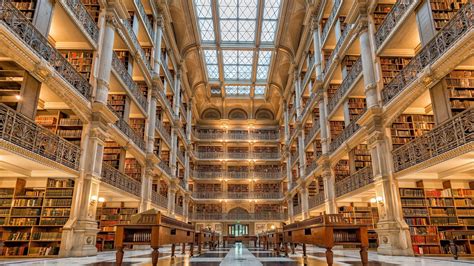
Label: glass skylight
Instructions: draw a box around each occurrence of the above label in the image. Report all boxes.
[194,0,281,90]
[226,85,251,96]
[254,85,266,96]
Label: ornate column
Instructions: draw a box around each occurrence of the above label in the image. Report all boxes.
[95,13,116,104]
[140,163,153,211]
[184,150,190,190]
[283,100,290,142]
[364,122,413,255]
[318,99,329,155]
[170,128,178,178]
[153,15,163,73]
[311,16,322,78]
[287,199,294,223]
[301,186,309,219]
[173,68,182,117]
[147,88,158,154]
[321,159,336,214]
[358,20,378,109]
[186,98,193,142]
[60,125,107,257]
[297,131,306,180]
[167,185,177,216]
[294,72,302,117]
[285,147,292,191]
[183,195,190,222]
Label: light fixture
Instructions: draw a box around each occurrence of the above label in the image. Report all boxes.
[98,197,105,203]
[15,95,21,100]
[270,225,276,230]
[370,196,384,204]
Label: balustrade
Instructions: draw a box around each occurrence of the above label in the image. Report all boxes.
[305,161,318,177]
[0,104,81,170]
[192,170,282,180]
[62,0,99,43]
[113,116,146,151]
[381,3,474,104]
[308,193,325,209]
[151,191,168,209]
[0,0,92,99]
[175,205,184,215]
[192,192,284,199]
[112,52,148,111]
[155,120,171,144]
[101,163,141,197]
[157,160,172,176]
[122,19,152,72]
[329,116,362,153]
[190,212,286,221]
[321,0,342,44]
[335,166,374,197]
[322,24,352,80]
[304,120,320,147]
[392,108,473,172]
[327,59,362,115]
[133,0,154,40]
[293,205,302,215]
[374,0,416,49]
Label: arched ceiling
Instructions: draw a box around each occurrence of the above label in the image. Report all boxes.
[168,0,307,120]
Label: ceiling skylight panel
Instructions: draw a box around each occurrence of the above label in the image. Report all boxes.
[238,0,258,18]
[204,50,218,64]
[238,50,254,64]
[260,0,280,43]
[254,85,266,95]
[195,0,215,42]
[198,19,215,41]
[258,51,272,65]
[207,65,220,79]
[224,65,238,79]
[263,0,281,19]
[220,19,239,42]
[256,65,269,80]
[226,85,250,96]
[261,20,277,42]
[238,65,252,79]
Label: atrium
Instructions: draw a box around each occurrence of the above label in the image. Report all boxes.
[0,0,472,265]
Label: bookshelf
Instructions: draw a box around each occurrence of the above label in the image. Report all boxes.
[60,50,93,81]
[228,184,249,193]
[136,81,148,99]
[195,183,222,192]
[124,158,142,181]
[334,160,349,182]
[329,121,345,141]
[400,181,474,256]
[11,0,36,20]
[380,57,412,87]
[253,183,280,193]
[348,98,366,121]
[373,4,393,29]
[35,110,83,146]
[107,94,127,118]
[195,204,222,213]
[390,114,435,149]
[351,144,371,172]
[341,55,360,77]
[81,0,100,23]
[444,70,474,116]
[429,0,468,30]
[95,202,138,251]
[103,141,122,169]
[0,178,74,257]
[327,84,340,98]
[338,202,379,248]
[129,118,145,138]
[255,204,280,213]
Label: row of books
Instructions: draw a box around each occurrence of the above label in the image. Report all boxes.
[125,232,152,242]
[45,190,73,197]
[47,179,74,188]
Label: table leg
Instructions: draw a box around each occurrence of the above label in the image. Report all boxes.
[360,246,368,266]
[291,243,295,254]
[326,247,334,266]
[303,243,307,258]
[190,242,194,257]
[284,242,288,257]
[171,244,176,257]
[182,242,186,254]
[151,247,159,266]
[116,247,124,266]
[198,241,202,254]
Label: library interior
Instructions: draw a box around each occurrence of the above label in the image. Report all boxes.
[0,0,472,265]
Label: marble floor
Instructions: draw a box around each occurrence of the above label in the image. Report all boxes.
[0,243,473,266]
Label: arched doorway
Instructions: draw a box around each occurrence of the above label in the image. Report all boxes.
[227,207,249,236]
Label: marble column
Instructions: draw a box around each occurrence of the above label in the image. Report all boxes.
[95,13,116,104]
[311,16,322,78]
[287,199,294,223]
[358,23,378,109]
[321,159,336,214]
[168,186,177,216]
[283,100,290,142]
[318,99,329,155]
[301,186,309,219]
[294,73,302,117]
[147,89,158,154]
[186,98,193,142]
[153,15,163,73]
[140,164,153,211]
[173,69,181,117]
[170,128,178,177]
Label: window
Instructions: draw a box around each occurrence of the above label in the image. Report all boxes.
[226,85,251,96]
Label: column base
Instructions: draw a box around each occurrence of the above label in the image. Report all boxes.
[60,219,100,257]
[376,220,414,256]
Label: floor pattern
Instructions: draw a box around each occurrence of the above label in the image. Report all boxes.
[0,244,473,265]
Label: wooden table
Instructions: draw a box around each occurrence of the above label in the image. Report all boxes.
[115,211,195,266]
[222,235,257,247]
[196,229,219,254]
[266,229,283,255]
[283,214,368,266]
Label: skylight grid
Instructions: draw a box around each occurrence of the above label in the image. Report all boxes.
[222,50,254,80]
[218,0,257,42]
[195,0,215,42]
[254,85,266,96]
[226,85,251,96]
[260,0,281,43]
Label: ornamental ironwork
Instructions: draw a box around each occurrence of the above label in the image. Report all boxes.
[304,120,321,147]
[62,0,99,43]
[134,0,154,41]
[0,0,92,99]
[374,0,416,49]
[0,104,81,170]
[321,0,342,44]
[151,190,168,208]
[322,24,352,80]
[329,111,365,153]
[327,58,362,115]
[308,193,325,209]
[190,212,286,221]
[122,19,152,72]
[101,163,141,197]
[392,108,473,172]
[381,3,474,104]
[335,166,374,197]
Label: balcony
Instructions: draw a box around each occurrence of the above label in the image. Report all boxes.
[121,20,152,73]
[192,192,284,200]
[177,151,185,164]
[253,152,281,160]
[151,191,168,209]
[60,0,99,43]
[111,52,148,112]
[195,151,225,160]
[293,205,302,215]
[290,152,299,166]
[335,166,374,197]
[392,108,473,173]
[192,170,283,180]
[157,160,172,176]
[381,3,474,105]
[155,120,171,145]
[0,1,92,99]
[308,193,325,209]
[0,104,81,171]
[101,163,141,197]
[195,130,280,141]
[190,212,287,221]
[305,161,318,177]
[195,130,224,140]
[133,0,154,41]
[114,117,146,152]
[327,58,362,115]
[299,92,318,121]
[329,114,364,153]
[175,205,184,216]
[304,121,320,147]
[321,0,342,44]
[302,56,315,89]
[374,0,417,49]
[157,90,173,118]
[322,24,352,81]
[195,151,280,160]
